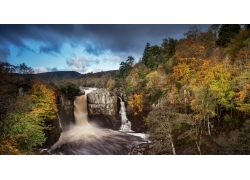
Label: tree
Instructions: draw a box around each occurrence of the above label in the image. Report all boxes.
[128,93,142,116]
[141,43,162,70]
[16,63,35,74]
[233,63,250,114]
[216,24,241,47]
[184,25,202,40]
[145,66,167,104]
[208,24,220,38]
[161,37,178,59]
[29,81,58,120]
[0,80,58,154]
[175,26,206,68]
[145,108,194,155]
[119,56,134,78]
[141,42,151,65]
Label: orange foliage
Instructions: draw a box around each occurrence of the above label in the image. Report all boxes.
[172,62,194,84]
[128,93,142,116]
[29,81,58,120]
[0,138,26,155]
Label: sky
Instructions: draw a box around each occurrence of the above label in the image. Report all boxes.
[0,24,211,74]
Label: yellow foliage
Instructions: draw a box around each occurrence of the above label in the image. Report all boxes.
[0,138,26,155]
[172,63,194,84]
[128,93,143,116]
[29,82,58,120]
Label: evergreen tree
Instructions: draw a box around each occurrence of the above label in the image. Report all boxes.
[216,24,241,47]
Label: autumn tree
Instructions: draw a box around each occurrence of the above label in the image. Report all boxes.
[145,65,167,104]
[233,62,250,115]
[0,81,58,154]
[226,27,250,64]
[128,93,142,116]
[145,108,194,155]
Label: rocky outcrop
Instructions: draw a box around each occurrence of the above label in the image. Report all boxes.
[87,89,119,129]
[87,89,117,115]
[129,142,153,155]
[57,94,75,131]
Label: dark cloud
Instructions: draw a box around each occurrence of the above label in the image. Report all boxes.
[0,24,211,61]
[0,46,10,61]
[84,43,105,56]
[39,45,60,55]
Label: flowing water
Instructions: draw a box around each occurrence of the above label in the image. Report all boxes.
[119,98,133,132]
[49,90,147,155]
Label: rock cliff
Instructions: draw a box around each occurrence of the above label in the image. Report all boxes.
[57,94,75,131]
[87,88,117,115]
[87,89,119,129]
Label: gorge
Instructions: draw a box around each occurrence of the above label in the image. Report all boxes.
[49,88,150,155]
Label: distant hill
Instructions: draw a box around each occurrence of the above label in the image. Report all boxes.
[76,70,119,79]
[11,70,120,83]
[35,71,82,81]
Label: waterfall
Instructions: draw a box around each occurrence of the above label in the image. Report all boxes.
[57,113,62,129]
[49,89,147,155]
[73,95,89,127]
[119,98,133,132]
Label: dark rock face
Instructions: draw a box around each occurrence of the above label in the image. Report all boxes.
[57,94,75,131]
[87,89,119,129]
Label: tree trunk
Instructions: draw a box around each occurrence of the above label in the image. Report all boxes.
[208,115,211,136]
[195,120,202,155]
[169,133,176,155]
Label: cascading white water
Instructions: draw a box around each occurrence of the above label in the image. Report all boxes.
[119,98,133,132]
[57,113,62,129]
[118,97,150,140]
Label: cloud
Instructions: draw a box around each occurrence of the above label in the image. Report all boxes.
[103,54,122,64]
[39,46,57,55]
[34,67,50,73]
[84,43,105,56]
[0,24,211,61]
[0,46,10,61]
[66,56,100,73]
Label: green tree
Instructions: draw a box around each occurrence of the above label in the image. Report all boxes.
[119,56,134,78]
[0,81,58,154]
[141,43,162,70]
[216,24,241,47]
[141,42,151,65]
[161,37,178,59]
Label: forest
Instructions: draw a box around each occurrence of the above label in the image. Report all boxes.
[1,24,250,155]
